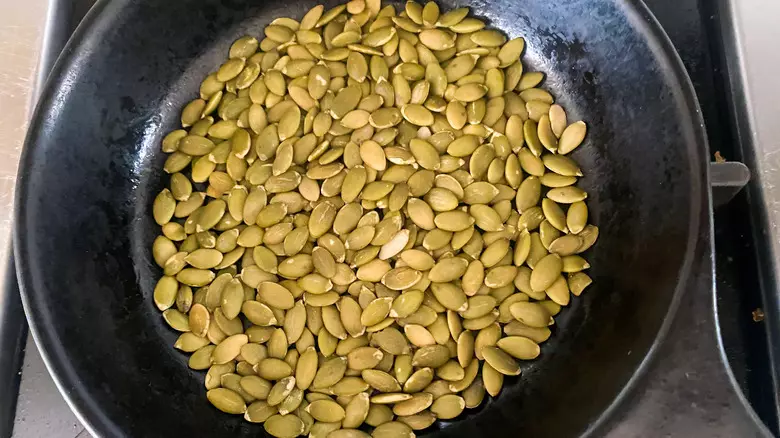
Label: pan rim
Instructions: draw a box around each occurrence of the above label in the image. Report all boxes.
[13,0,708,436]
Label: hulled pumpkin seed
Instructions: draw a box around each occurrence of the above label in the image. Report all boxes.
[509,302,552,328]
[264,414,305,438]
[569,272,593,296]
[430,394,465,419]
[558,121,587,154]
[207,388,247,414]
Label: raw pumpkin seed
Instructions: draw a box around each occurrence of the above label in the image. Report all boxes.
[264,414,305,438]
[430,394,465,419]
[558,121,587,154]
[207,388,247,414]
[569,272,593,296]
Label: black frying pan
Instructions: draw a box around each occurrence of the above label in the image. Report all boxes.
[14,0,707,436]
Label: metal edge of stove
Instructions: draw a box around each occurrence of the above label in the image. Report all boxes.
[0,254,26,438]
[710,0,780,429]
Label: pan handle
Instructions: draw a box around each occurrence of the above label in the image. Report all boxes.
[711,161,751,207]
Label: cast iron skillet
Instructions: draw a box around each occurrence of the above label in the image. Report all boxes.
[15,0,707,436]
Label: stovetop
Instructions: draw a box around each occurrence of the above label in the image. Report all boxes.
[2,0,777,436]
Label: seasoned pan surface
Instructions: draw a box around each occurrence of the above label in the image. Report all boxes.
[15,0,707,436]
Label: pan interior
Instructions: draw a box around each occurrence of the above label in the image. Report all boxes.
[16,0,703,436]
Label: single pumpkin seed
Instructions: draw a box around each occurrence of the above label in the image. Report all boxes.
[264,414,305,438]
[429,394,465,419]
[569,272,593,296]
[207,388,247,414]
[558,121,587,154]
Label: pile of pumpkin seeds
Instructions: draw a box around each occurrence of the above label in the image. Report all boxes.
[152,0,596,436]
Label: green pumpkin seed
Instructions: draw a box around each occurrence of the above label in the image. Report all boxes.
[558,121,587,154]
[453,83,487,102]
[313,356,348,388]
[509,302,552,328]
[541,198,568,233]
[562,255,590,273]
[503,321,551,343]
[411,344,450,368]
[429,282,467,312]
[566,201,588,234]
[153,189,176,225]
[207,388,247,414]
[496,336,540,360]
[437,360,466,382]
[526,100,551,122]
[300,4,324,29]
[404,324,436,347]
[267,376,297,406]
[470,204,504,232]
[176,268,215,287]
[244,400,278,423]
[517,148,545,176]
[575,224,599,253]
[482,346,521,376]
[162,308,190,332]
[361,369,401,393]
[256,358,294,381]
[429,394,465,419]
[498,37,525,67]
[417,28,454,51]
[154,275,178,311]
[529,253,563,292]
[569,272,593,296]
[517,71,544,91]
[548,234,583,257]
[264,414,305,438]
[434,210,474,232]
[400,104,434,126]
[547,186,588,203]
[381,267,422,290]
[543,154,582,177]
[428,257,468,282]
[257,282,295,309]
[212,334,248,364]
[545,275,570,305]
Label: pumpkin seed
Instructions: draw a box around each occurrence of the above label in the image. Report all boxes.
[430,394,465,419]
[509,302,552,328]
[207,388,247,414]
[558,121,587,154]
[430,282,467,312]
[264,414,305,438]
[411,344,450,368]
[306,399,346,422]
[212,334,248,364]
[569,272,593,296]
[244,400,278,423]
[566,201,588,234]
[547,186,588,203]
[480,361,503,397]
[313,356,348,388]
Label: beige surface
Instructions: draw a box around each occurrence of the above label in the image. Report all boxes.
[0,0,47,272]
[732,0,780,294]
